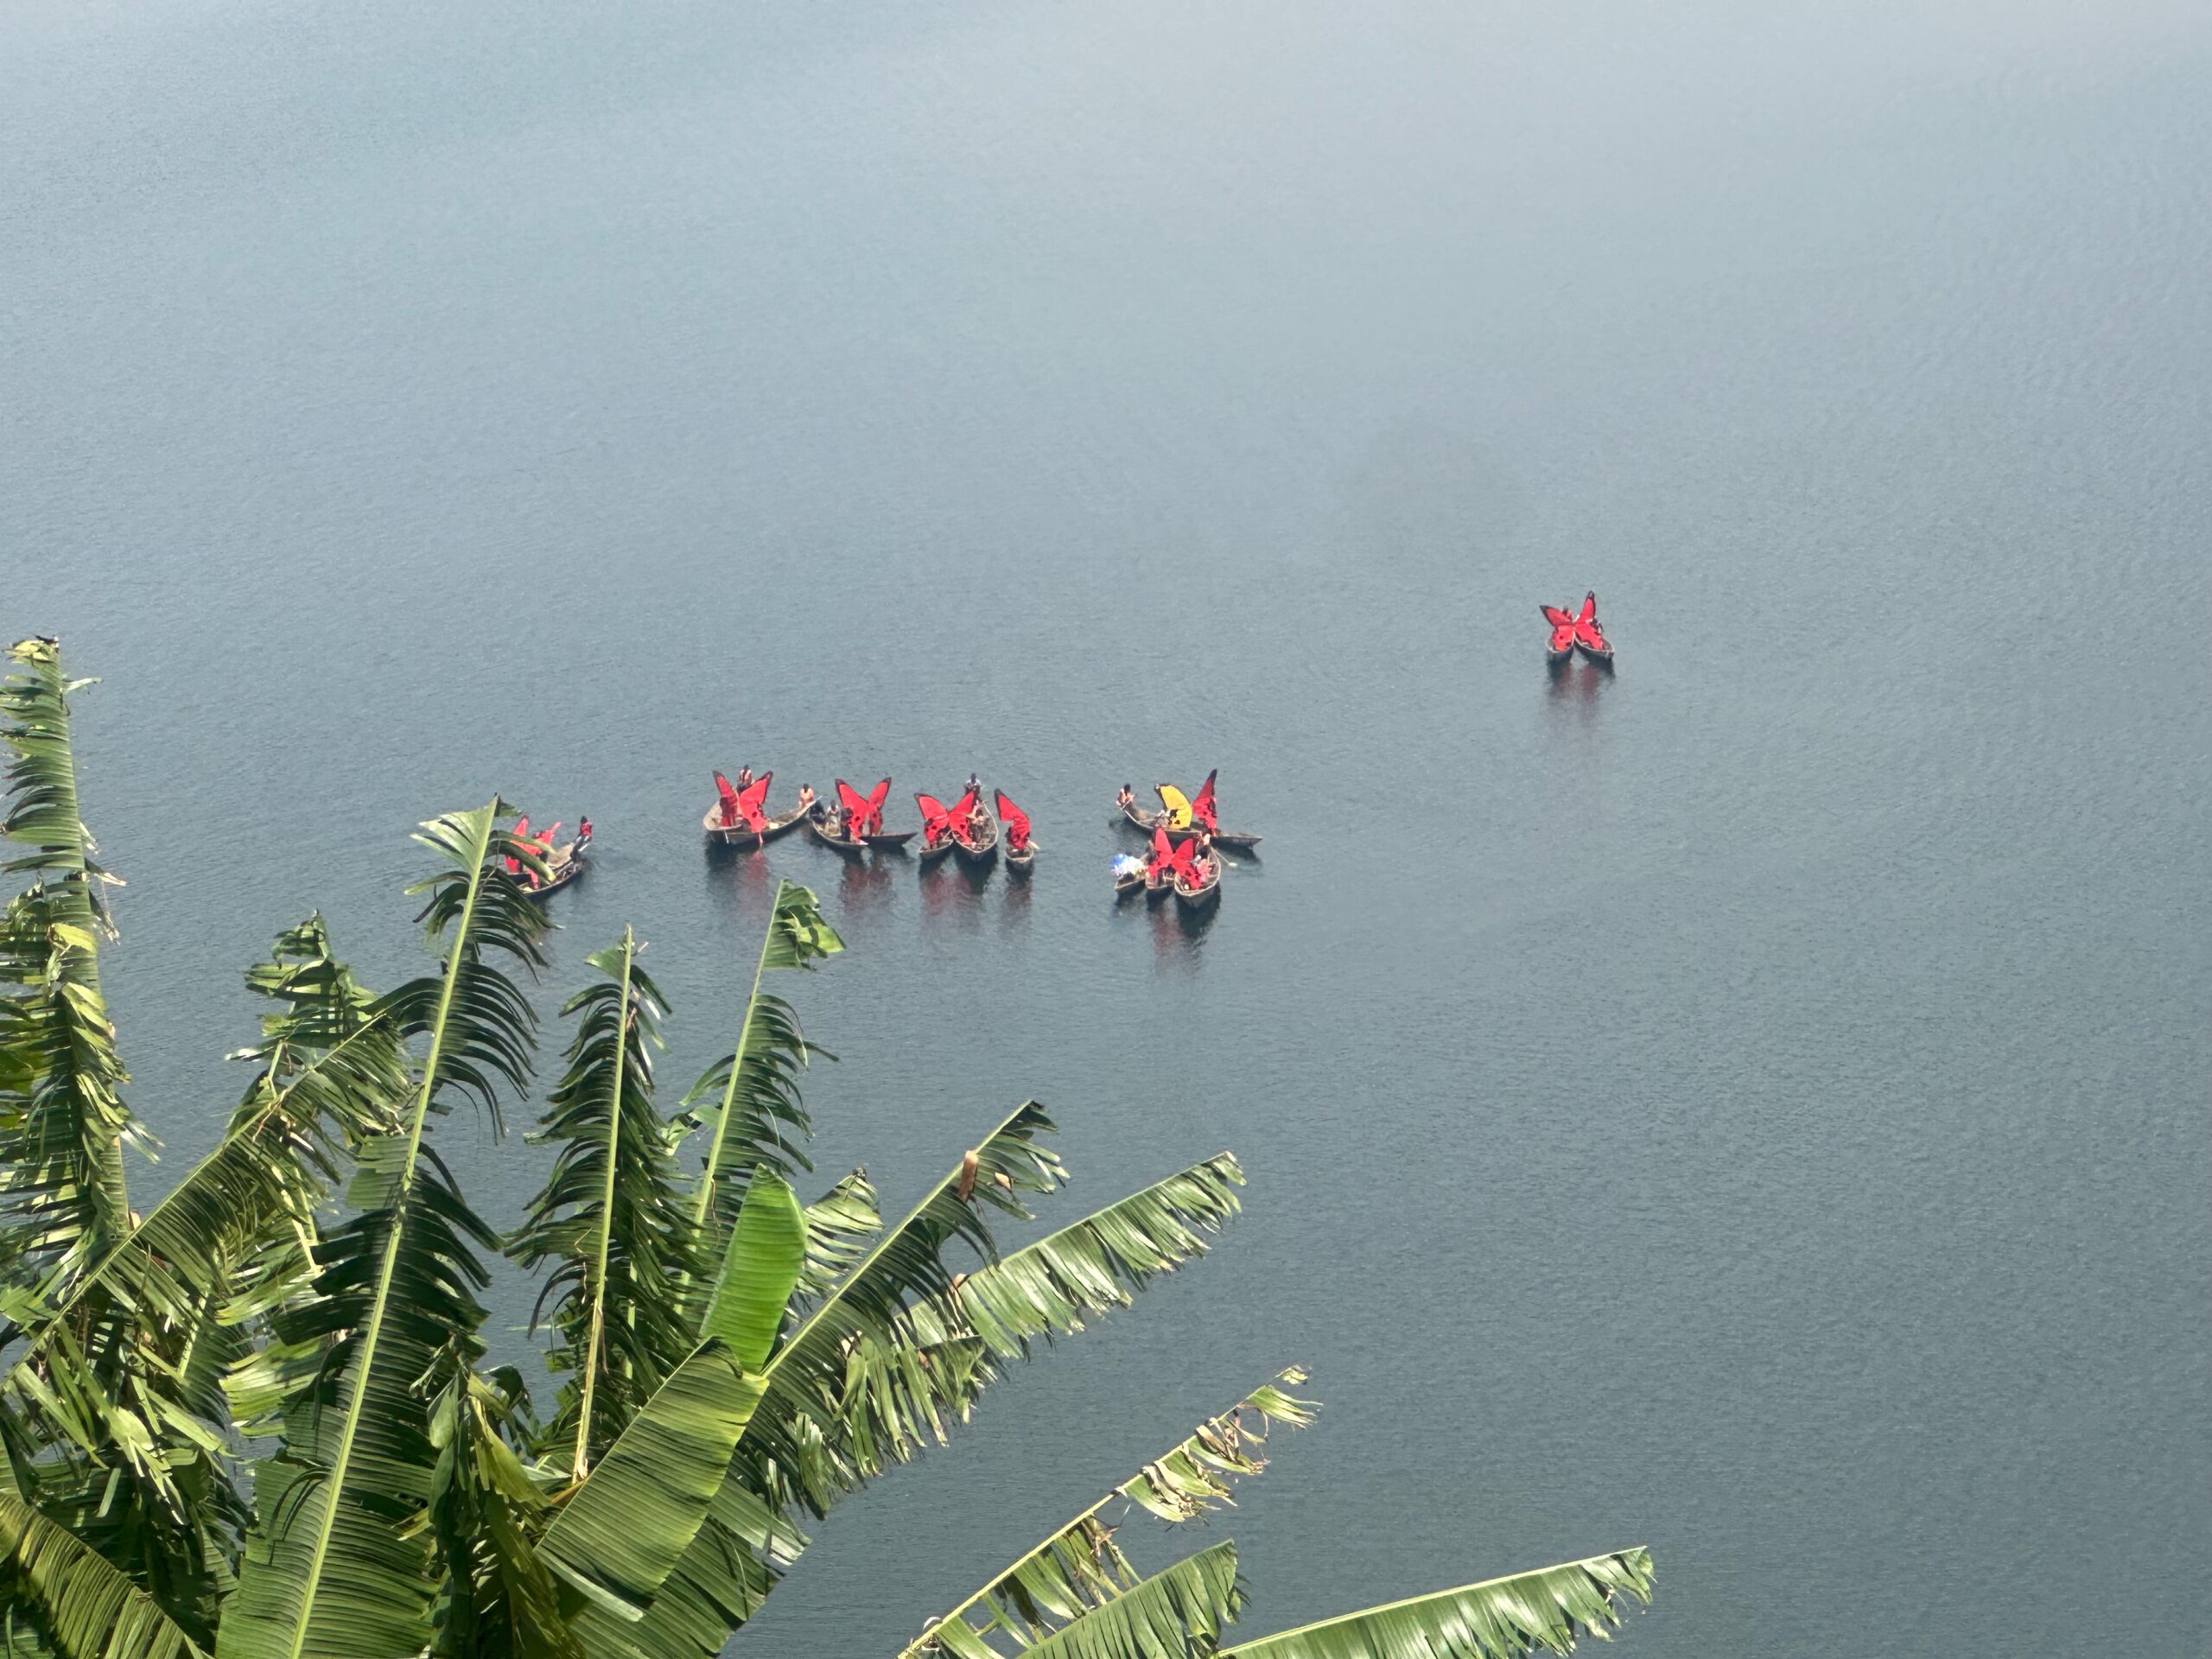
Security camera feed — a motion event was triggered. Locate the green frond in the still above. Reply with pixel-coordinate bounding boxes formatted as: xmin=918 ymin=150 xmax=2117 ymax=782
xmin=795 ymin=1172 xmax=880 ymax=1306
xmin=543 ymin=1176 xmax=803 ymax=1653
xmin=0 ymin=1491 xmax=202 ymax=1659
xmin=1217 ymin=1548 xmax=1655 ymax=1659
xmin=425 ymin=1363 xmax=580 ymax=1659
xmin=620 ymin=1103 xmax=1063 ymax=1659
xmin=1014 ymin=1541 xmax=1245 ymax=1659
xmin=904 ymin=1370 xmax=1314 ymax=1658
xmin=218 ymin=804 xmax=547 ymax=1659
xmin=681 ymin=881 xmax=841 ymax=1248
xmin=0 ymin=638 xmax=138 ymax=1287
xmin=909 ymin=1154 xmax=1243 ymax=1360
xmin=508 ymin=929 xmax=694 ymax=1478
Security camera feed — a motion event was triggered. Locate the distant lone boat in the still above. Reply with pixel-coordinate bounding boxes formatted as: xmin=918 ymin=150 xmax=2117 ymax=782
xmin=1541 ymin=591 xmax=1613 ymax=669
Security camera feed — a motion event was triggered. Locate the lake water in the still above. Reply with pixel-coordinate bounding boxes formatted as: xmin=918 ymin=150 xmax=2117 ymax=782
xmin=6 ymin=4 xmax=2209 ymax=1654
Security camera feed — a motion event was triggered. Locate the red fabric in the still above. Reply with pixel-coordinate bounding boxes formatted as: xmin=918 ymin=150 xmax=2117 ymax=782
xmin=1189 ymin=769 xmax=1218 ymax=832
xmin=1541 ymin=592 xmax=1607 ymax=652
xmin=916 ymin=791 xmax=953 ymax=846
xmin=994 ymin=790 xmax=1031 ymax=851
xmin=1147 ymin=826 xmax=1197 ymax=882
xmin=836 ymin=779 xmax=869 ymax=834
xmin=714 ymin=772 xmax=743 ymax=826
xmin=734 ymin=773 xmax=772 ymax=833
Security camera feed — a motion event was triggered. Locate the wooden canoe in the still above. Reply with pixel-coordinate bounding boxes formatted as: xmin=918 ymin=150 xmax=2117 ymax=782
xmin=1172 ymin=858 xmax=1222 ymax=913
xmin=862 ymin=830 xmax=917 ymax=850
xmin=805 ymin=812 xmax=869 ymax=857
xmin=702 ymin=801 xmax=810 ymax=849
xmin=517 ymin=841 xmax=587 ymax=899
xmin=1113 ymin=865 xmax=1147 ymax=900
xmin=1116 ymin=800 xmax=1262 ymax=852
xmin=1575 ymin=638 xmax=1615 ymax=668
xmin=1547 ymin=642 xmax=1576 ymax=668
xmin=918 ymin=829 xmax=960 ymax=866
xmin=951 ymin=815 xmax=1000 ymax=868
xmin=1006 ymin=841 xmax=1036 ymax=877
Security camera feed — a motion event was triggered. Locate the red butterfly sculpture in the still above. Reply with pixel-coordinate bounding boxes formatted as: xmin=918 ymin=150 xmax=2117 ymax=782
xmin=1187 ymin=768 xmax=1219 ymax=833
xmin=1540 ymin=591 xmax=1609 ymax=658
xmin=836 ymin=778 xmax=892 ymax=837
xmin=715 ymin=771 xmax=772 ymax=832
xmin=916 ymin=787 xmax=977 ymax=848
xmin=994 ymin=790 xmax=1031 ymax=853
xmin=1146 ymin=824 xmax=1198 ymax=884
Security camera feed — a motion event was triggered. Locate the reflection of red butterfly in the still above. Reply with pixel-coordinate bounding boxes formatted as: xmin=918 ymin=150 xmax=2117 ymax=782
xmin=1540 ymin=591 xmax=1607 ymax=655
xmin=836 ymin=779 xmax=892 ymax=836
xmin=994 ymin=790 xmax=1031 ymax=851
xmin=715 ymin=771 xmax=772 ymax=832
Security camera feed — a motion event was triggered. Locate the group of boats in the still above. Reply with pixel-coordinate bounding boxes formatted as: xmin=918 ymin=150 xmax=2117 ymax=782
xmin=704 ymin=771 xmax=1037 ymax=875
xmin=1109 ymin=770 xmax=1257 ymax=916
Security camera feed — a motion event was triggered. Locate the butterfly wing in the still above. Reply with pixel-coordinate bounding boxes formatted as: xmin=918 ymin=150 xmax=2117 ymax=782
xmin=714 ymin=772 xmax=743 ymax=825
xmin=1157 ymin=784 xmax=1193 ymax=830
xmin=1188 ymin=769 xmax=1217 ymax=832
xmin=736 ymin=773 xmax=772 ymax=833
xmin=949 ymin=787 xmax=978 ymax=823
xmin=917 ymin=792 xmax=950 ymax=837
xmin=994 ymin=790 xmax=1029 ymax=842
xmin=1541 ymin=605 xmax=1573 ymax=626
xmin=836 ymin=779 xmax=869 ymax=818
xmin=1576 ymin=591 xmax=1597 ymax=626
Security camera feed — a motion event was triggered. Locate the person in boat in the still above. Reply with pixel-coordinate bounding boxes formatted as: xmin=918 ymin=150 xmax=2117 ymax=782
xmin=1117 ymin=784 xmax=1136 ymax=815
xmin=735 ymin=766 xmax=753 ymax=789
xmin=575 ymin=817 xmax=593 ymax=854
xmin=797 ymin=783 xmax=817 ymax=818
xmin=966 ymin=800 xmax=990 ymax=841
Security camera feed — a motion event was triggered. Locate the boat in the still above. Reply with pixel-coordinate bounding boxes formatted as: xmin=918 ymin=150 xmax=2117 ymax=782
xmin=916 ymin=786 xmax=982 ymax=868
xmin=832 ymin=779 xmax=914 ymax=851
xmin=996 ymin=790 xmax=1035 ymax=877
xmin=1542 ymin=592 xmax=1611 ymax=668
xmin=1117 ymin=789 xmax=1262 ymax=852
xmin=1112 ymin=859 xmax=1147 ymax=900
xmin=513 ymin=836 xmax=588 ymax=899
xmin=703 ymin=770 xmax=810 ymax=849
xmin=951 ymin=813 xmax=999 ymax=869
xmin=1172 ymin=855 xmax=1222 ymax=914
xmin=702 ymin=801 xmax=810 ymax=849
xmin=805 ymin=809 xmax=869 ymax=857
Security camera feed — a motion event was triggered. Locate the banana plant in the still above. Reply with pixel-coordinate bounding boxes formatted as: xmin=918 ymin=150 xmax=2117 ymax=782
xmin=0 ymin=641 xmax=1660 ymax=1659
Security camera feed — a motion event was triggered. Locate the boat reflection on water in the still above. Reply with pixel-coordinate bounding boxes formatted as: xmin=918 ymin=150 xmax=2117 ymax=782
xmin=1151 ymin=885 xmax=1216 ymax=965
xmin=997 ymin=868 xmax=1031 ymax=938
xmin=838 ymin=851 xmax=894 ymax=919
xmin=1545 ymin=657 xmax=1612 ymax=728
xmin=918 ymin=855 xmax=987 ymax=936
xmin=702 ymin=839 xmax=778 ymax=930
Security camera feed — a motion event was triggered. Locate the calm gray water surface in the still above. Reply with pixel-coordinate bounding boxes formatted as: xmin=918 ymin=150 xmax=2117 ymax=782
xmin=6 ymin=4 xmax=2209 ymax=1654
